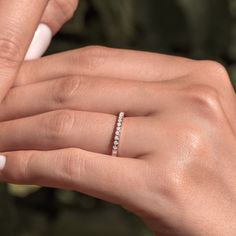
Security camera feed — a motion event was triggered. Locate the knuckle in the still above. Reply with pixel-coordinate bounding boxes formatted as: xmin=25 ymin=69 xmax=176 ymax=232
xmin=53 ymin=76 xmax=81 ymax=105
xmin=61 ymin=148 xmax=85 ymax=186
xmin=75 ymin=46 xmax=108 ymax=72
xmin=186 ymin=84 xmax=222 ymax=120
xmin=155 ymin=168 xmax=186 ymax=204
xmin=178 ymin=126 xmax=206 ymax=156
xmin=81 ymin=45 xmax=108 ymax=55
xmin=68 ymin=0 xmax=79 ymax=10
xmin=45 ymin=110 xmax=75 ymax=140
xmin=10 ymin=151 xmax=35 ymax=183
xmin=159 ymin=129 xmax=207 ymax=195
xmin=54 ymin=0 xmax=77 ymax=20
xmin=22 ymin=152 xmax=35 ymax=182
xmin=197 ymin=60 xmax=231 ymax=86
xmin=203 ymin=60 xmax=228 ymax=77
xmin=164 ymin=133 xmax=215 ymax=200
xmin=0 ymin=37 xmax=21 ymax=65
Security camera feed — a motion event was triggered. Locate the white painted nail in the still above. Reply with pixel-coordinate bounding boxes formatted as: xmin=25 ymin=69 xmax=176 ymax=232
xmin=0 ymin=155 xmax=6 ymax=171
xmin=25 ymin=23 xmax=52 ymax=60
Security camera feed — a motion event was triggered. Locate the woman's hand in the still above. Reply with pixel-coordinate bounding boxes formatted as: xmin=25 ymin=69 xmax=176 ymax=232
xmin=1 ymin=47 xmax=236 ymax=235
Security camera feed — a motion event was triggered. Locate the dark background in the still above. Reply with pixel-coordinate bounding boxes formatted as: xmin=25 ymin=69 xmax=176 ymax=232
xmin=1 ymin=0 xmax=236 ymax=235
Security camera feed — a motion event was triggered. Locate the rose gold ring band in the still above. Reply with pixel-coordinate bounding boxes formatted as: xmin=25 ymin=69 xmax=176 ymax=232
xmin=112 ymin=112 xmax=125 ymax=157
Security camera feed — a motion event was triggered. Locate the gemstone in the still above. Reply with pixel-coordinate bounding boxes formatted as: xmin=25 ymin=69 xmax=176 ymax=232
xmin=115 ymin=131 xmax=120 ymax=136
xmin=114 ymin=136 xmax=119 ymax=141
xmin=114 ymin=141 xmax=119 ymax=145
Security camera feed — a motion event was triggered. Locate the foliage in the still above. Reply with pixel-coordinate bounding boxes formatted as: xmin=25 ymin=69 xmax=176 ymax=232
xmin=1 ymin=0 xmax=236 ymax=235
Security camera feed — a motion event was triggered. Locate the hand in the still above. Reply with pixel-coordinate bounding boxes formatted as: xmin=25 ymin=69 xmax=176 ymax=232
xmin=1 ymin=47 xmax=236 ymax=235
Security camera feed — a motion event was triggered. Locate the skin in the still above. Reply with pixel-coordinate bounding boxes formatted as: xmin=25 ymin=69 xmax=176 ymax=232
xmin=0 ymin=0 xmax=78 ymax=101
xmin=41 ymin=0 xmax=79 ymax=35
xmin=0 ymin=0 xmax=48 ymax=103
xmin=0 ymin=46 xmax=236 ymax=235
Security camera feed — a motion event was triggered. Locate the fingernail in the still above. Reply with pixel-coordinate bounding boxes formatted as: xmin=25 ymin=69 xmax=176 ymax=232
xmin=0 ymin=155 xmax=6 ymax=171
xmin=25 ymin=23 xmax=52 ymax=60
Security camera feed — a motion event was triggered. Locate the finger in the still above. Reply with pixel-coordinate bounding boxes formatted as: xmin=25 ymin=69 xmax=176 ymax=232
xmin=16 ymin=46 xmax=194 ymax=86
xmin=0 ymin=149 xmax=144 ymax=207
xmin=41 ymin=0 xmax=79 ymax=35
xmin=0 ymin=0 xmax=48 ymax=102
xmin=25 ymin=0 xmax=79 ymax=60
xmin=0 ymin=76 xmax=163 ymax=121
xmin=0 ymin=110 xmax=149 ymax=157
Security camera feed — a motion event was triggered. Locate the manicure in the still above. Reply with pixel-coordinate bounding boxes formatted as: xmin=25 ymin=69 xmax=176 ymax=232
xmin=25 ymin=23 xmax=52 ymax=60
xmin=0 ymin=155 xmax=6 ymax=171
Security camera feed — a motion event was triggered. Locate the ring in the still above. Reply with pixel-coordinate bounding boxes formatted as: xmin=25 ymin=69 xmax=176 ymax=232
xmin=112 ymin=112 xmax=125 ymax=157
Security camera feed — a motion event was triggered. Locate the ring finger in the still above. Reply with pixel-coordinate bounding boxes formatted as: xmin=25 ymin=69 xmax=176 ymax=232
xmin=0 ymin=110 xmax=153 ymax=157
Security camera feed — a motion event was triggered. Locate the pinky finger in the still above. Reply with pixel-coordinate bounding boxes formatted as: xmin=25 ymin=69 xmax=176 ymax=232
xmin=0 ymin=149 xmax=144 ymax=207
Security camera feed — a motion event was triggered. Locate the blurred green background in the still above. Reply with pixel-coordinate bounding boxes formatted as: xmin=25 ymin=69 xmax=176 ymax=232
xmin=1 ymin=0 xmax=236 ymax=235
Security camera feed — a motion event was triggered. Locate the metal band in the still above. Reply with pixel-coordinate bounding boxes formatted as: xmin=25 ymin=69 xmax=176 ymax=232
xmin=112 ymin=112 xmax=125 ymax=157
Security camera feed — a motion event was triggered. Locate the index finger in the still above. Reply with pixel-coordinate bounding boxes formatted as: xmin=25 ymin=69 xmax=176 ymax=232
xmin=0 ymin=0 xmax=48 ymax=102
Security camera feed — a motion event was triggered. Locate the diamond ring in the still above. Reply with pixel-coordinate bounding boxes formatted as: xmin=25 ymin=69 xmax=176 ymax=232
xmin=112 ymin=112 xmax=125 ymax=157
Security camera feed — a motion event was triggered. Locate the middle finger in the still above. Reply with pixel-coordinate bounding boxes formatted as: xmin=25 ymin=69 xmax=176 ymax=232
xmin=0 ymin=76 xmax=168 ymax=121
